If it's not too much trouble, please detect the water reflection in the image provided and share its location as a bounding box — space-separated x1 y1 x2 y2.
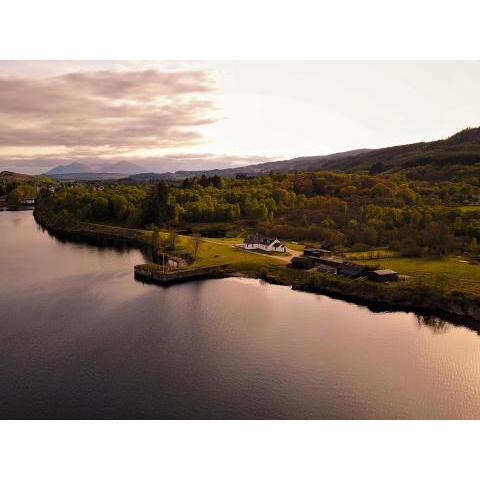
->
39 222 152 260
416 314 450 334
2 210 480 419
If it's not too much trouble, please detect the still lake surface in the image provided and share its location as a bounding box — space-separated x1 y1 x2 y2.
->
2 210 480 419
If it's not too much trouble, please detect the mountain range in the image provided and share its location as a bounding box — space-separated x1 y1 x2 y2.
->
127 127 480 182
41 126 480 182
45 160 146 177
125 149 370 182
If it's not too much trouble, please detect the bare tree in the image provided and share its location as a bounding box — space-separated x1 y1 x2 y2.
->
168 230 179 251
151 228 161 249
192 233 203 259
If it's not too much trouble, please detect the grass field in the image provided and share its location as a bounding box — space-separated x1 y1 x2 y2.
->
358 255 480 296
149 229 280 270
86 222 480 299
346 248 399 260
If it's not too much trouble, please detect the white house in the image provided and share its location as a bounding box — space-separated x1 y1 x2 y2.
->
240 233 287 253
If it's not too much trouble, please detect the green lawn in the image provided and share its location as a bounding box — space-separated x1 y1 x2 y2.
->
346 248 399 260
149 229 279 269
358 255 480 296
283 241 305 252
192 240 278 268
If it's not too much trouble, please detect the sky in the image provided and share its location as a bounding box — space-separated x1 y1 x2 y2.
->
1 61 480 174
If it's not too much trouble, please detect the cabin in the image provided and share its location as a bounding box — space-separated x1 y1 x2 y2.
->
291 256 318 269
317 257 344 269
367 269 399 282
292 255 343 271
317 263 338 275
304 247 333 258
240 233 287 253
338 262 370 278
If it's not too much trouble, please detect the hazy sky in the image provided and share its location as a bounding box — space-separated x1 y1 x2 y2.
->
1 61 480 174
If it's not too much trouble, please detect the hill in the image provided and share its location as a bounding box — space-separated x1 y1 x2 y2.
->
45 172 129 182
322 126 480 180
45 162 93 175
125 127 480 182
126 149 370 182
45 160 146 179
0 171 34 182
97 161 146 174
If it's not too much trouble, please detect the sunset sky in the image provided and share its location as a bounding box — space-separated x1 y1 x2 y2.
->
1 61 480 174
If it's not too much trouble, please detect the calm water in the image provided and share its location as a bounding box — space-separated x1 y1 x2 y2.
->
2 211 480 419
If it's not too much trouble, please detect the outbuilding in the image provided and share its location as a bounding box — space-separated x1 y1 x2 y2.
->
338 262 370 278
303 247 333 258
367 269 399 282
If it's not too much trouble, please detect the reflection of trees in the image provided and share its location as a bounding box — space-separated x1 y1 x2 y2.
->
416 314 450 334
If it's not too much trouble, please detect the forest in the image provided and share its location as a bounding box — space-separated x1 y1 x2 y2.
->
34 169 480 258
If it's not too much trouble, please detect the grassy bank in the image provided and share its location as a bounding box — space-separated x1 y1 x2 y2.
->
33 207 480 323
356 256 480 298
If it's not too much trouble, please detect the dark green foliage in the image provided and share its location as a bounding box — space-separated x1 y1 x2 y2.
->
39 170 480 257
144 183 175 227
35 184 148 228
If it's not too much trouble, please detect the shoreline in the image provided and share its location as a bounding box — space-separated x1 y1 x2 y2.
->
32 208 480 328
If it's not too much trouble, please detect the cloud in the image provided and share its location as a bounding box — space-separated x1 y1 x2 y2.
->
0 68 216 153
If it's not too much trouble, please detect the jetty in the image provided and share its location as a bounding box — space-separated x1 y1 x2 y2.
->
134 263 229 285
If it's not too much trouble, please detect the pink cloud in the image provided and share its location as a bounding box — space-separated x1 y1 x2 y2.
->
0 68 217 151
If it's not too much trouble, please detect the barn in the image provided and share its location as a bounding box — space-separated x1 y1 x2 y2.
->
367 269 399 282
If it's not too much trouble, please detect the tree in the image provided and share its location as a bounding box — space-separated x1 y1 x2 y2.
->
212 175 224 188
92 197 109 219
167 230 179 251
369 161 386 175
470 237 478 253
145 183 173 227
192 233 203 259
151 228 161 249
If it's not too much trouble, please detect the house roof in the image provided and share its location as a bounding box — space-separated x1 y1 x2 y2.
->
304 247 332 254
371 269 398 275
244 232 283 246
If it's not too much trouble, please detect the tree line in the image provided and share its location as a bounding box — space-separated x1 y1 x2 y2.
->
35 170 480 257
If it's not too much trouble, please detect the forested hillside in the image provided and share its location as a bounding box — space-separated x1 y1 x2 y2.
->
0 171 54 207
35 170 480 257
323 127 480 181
122 126 480 183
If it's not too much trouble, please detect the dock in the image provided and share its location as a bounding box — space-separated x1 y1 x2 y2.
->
134 263 229 285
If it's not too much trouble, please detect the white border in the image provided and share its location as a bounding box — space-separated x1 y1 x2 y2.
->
2 1 480 479
1 0 480 59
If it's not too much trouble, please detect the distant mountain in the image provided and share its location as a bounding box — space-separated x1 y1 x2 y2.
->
126 149 370 182
44 126 480 184
126 127 480 183
97 160 145 174
45 172 129 182
45 162 93 175
45 160 146 180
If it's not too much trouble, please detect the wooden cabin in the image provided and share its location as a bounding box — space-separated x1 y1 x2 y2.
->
367 269 399 282
303 247 333 258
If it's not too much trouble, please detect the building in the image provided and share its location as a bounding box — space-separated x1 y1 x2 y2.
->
367 269 399 282
240 233 287 253
338 262 370 278
291 256 319 269
303 247 333 258
317 263 338 275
